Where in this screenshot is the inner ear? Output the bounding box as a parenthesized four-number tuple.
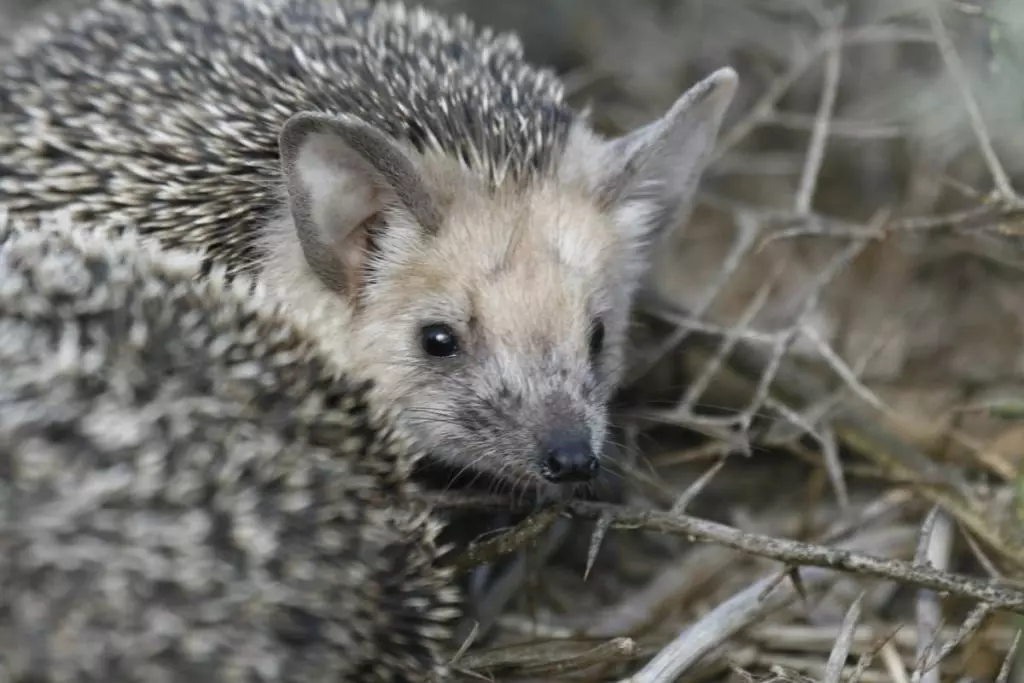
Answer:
(278, 111, 440, 299)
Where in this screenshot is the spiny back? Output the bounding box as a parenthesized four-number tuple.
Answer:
(0, 0, 574, 271)
(0, 217, 463, 682)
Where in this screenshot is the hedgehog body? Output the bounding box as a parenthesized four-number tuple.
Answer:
(0, 217, 462, 683)
(0, 0, 738, 496)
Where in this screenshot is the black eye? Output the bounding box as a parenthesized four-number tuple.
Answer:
(420, 323, 460, 358)
(588, 319, 605, 359)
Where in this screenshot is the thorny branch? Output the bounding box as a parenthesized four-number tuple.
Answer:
(564, 501, 1024, 614)
(424, 492, 1024, 616)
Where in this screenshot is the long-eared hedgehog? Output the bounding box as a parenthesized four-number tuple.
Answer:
(0, 0, 739, 496)
(0, 215, 462, 682)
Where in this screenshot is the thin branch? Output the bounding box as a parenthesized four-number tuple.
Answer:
(824, 593, 865, 683)
(711, 26, 935, 166)
(913, 507, 956, 683)
(670, 454, 728, 514)
(923, 0, 1021, 203)
(922, 602, 992, 678)
(567, 501, 1024, 613)
(995, 630, 1021, 683)
(615, 528, 913, 683)
(795, 10, 844, 215)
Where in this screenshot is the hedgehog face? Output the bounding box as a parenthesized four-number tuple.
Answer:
(349, 180, 633, 496)
(269, 68, 737, 495)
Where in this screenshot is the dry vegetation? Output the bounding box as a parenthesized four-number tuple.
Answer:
(3, 0, 1023, 681)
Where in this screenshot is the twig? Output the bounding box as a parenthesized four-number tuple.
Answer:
(456, 514, 572, 644)
(766, 111, 903, 139)
(794, 10, 844, 215)
(636, 290, 1024, 571)
(671, 454, 728, 514)
(824, 593, 865, 683)
(846, 626, 905, 683)
(616, 528, 914, 683)
(923, 0, 1021, 203)
(677, 259, 778, 413)
(626, 210, 762, 384)
(458, 636, 638, 678)
(567, 501, 1024, 613)
(922, 602, 992, 678)
(880, 640, 912, 683)
(711, 26, 934, 166)
(744, 622, 1021, 654)
(995, 629, 1021, 683)
(578, 544, 737, 639)
(913, 506, 954, 683)
(452, 505, 564, 571)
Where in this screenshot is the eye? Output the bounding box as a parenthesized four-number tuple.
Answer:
(420, 323, 460, 358)
(588, 319, 605, 359)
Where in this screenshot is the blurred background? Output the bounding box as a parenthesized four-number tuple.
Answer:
(3, 1, 1023, 681)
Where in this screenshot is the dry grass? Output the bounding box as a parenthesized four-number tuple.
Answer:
(3, 0, 1023, 681)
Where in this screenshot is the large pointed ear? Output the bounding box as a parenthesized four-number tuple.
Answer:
(586, 67, 738, 252)
(278, 112, 441, 297)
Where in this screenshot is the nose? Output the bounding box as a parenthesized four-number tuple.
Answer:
(541, 436, 600, 483)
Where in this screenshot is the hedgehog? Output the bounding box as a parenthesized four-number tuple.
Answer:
(0, 0, 738, 497)
(0, 216, 463, 683)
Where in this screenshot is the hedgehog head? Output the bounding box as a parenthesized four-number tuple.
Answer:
(262, 68, 738, 498)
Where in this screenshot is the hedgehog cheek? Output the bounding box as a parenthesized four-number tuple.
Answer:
(278, 111, 441, 301)
(592, 67, 739, 259)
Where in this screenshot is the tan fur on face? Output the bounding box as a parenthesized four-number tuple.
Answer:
(260, 148, 636, 495)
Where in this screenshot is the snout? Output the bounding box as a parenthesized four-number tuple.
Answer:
(540, 432, 600, 484)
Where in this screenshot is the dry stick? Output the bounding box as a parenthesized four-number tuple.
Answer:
(994, 629, 1022, 683)
(615, 527, 915, 683)
(647, 226, 868, 441)
(670, 454, 728, 514)
(922, 0, 1021, 204)
(761, 329, 894, 511)
(844, 624, 906, 683)
(625, 209, 762, 385)
(766, 111, 903, 140)
(733, 236, 872, 431)
(578, 544, 738, 639)
(626, 208, 765, 393)
(912, 506, 954, 683)
(678, 262, 777, 417)
(631, 27, 934, 385)
(794, 11, 844, 216)
(923, 601, 992, 679)
(961, 525, 1004, 580)
(824, 593, 865, 683)
(762, 199, 1024, 245)
(638, 294, 1024, 571)
(458, 636, 638, 678)
(710, 26, 934, 166)
(566, 501, 1024, 613)
(455, 512, 572, 645)
(745, 622, 1020, 655)
(878, 639, 912, 683)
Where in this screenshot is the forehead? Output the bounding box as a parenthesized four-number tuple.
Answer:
(405, 182, 620, 334)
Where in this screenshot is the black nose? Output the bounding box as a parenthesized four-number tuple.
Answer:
(541, 437, 599, 483)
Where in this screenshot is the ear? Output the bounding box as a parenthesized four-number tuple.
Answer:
(278, 112, 441, 296)
(590, 67, 738, 251)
